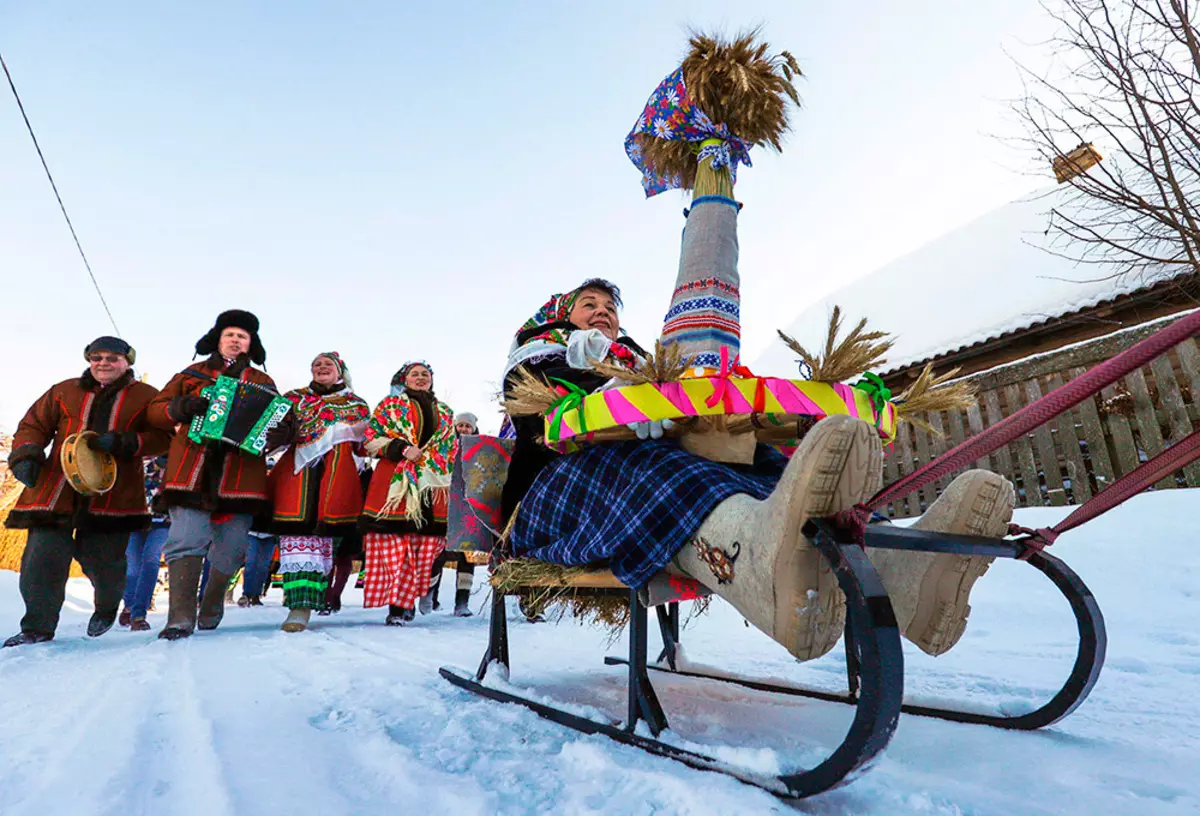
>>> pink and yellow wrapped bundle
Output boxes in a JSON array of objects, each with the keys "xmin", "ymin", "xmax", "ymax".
[{"xmin": 543, "ymin": 376, "xmax": 897, "ymax": 452}]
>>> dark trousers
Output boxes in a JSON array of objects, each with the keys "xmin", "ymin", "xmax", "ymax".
[
  {"xmin": 429, "ymin": 551, "xmax": 476, "ymax": 603},
  {"xmin": 19, "ymin": 526, "xmax": 128, "ymax": 636}
]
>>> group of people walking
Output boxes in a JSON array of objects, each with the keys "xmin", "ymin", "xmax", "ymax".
[{"xmin": 3, "ymin": 309, "xmax": 480, "ymax": 647}]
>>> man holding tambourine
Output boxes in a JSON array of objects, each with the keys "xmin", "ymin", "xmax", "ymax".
[
  {"xmin": 3, "ymin": 336, "xmax": 170, "ymax": 648},
  {"xmin": 146, "ymin": 309, "xmax": 290, "ymax": 641}
]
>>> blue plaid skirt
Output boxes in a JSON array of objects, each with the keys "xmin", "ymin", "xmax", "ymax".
[{"xmin": 509, "ymin": 440, "xmax": 787, "ymax": 589}]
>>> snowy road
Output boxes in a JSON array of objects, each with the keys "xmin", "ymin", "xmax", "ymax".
[{"xmin": 1, "ymin": 490, "xmax": 1198, "ymax": 815}]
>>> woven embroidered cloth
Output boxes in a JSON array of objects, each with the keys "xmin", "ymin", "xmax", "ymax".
[
  {"xmin": 624, "ymin": 67, "xmax": 752, "ymax": 198},
  {"xmin": 363, "ymin": 394, "xmax": 458, "ymax": 521}
]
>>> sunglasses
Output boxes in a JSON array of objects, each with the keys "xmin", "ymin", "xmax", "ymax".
[{"xmin": 88, "ymin": 354, "xmax": 125, "ymax": 364}]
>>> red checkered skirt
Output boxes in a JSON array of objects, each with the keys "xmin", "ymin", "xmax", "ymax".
[{"xmin": 362, "ymin": 532, "xmax": 446, "ymax": 609}]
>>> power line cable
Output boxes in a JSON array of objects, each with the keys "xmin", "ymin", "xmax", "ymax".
[{"xmin": 1, "ymin": 50, "xmax": 121, "ymax": 336}]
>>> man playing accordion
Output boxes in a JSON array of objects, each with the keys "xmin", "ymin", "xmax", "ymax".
[{"xmin": 146, "ymin": 309, "xmax": 286, "ymax": 640}]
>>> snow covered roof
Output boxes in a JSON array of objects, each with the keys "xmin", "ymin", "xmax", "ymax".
[{"xmin": 755, "ymin": 190, "xmax": 1194, "ymax": 376}]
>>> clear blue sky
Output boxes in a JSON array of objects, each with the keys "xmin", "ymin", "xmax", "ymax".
[{"xmin": 1, "ymin": 1, "xmax": 1051, "ymax": 431}]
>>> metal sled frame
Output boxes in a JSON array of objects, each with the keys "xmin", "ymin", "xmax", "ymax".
[
  {"xmin": 607, "ymin": 523, "xmax": 1107, "ymax": 731},
  {"xmin": 441, "ymin": 519, "xmax": 905, "ymax": 799}
]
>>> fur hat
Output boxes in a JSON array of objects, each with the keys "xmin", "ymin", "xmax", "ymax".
[
  {"xmin": 195, "ymin": 309, "xmax": 266, "ymax": 365},
  {"xmin": 84, "ymin": 336, "xmax": 136, "ymax": 365}
]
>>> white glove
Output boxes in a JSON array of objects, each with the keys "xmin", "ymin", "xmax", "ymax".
[
  {"xmin": 565, "ymin": 329, "xmax": 614, "ymax": 370},
  {"xmin": 627, "ymin": 418, "xmax": 676, "ymax": 440}
]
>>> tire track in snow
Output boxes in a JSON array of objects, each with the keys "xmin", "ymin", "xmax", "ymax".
[{"xmin": 96, "ymin": 643, "xmax": 236, "ymax": 816}]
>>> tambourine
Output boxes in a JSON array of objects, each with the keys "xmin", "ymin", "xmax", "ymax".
[{"xmin": 60, "ymin": 431, "xmax": 117, "ymax": 496}]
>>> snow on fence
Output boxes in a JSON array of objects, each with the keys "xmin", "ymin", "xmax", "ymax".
[{"xmin": 882, "ymin": 321, "xmax": 1200, "ymax": 518}]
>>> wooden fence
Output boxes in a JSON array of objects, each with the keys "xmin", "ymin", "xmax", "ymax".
[{"xmin": 882, "ymin": 318, "xmax": 1200, "ymax": 518}]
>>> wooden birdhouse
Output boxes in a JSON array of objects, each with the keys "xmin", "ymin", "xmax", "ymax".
[{"xmin": 1053, "ymin": 142, "xmax": 1103, "ymax": 183}]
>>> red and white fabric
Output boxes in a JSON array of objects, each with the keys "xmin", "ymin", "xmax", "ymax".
[{"xmin": 362, "ymin": 533, "xmax": 446, "ymax": 609}]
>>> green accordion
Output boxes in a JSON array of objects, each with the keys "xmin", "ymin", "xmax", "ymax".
[{"xmin": 187, "ymin": 375, "xmax": 292, "ymax": 456}]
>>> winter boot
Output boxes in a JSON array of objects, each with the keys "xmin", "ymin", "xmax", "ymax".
[
  {"xmin": 673, "ymin": 415, "xmax": 883, "ymax": 662},
  {"xmin": 118, "ymin": 608, "xmax": 132, "ymax": 627},
  {"xmin": 453, "ymin": 588, "xmax": 473, "ymax": 617},
  {"xmin": 87, "ymin": 609, "xmax": 119, "ymax": 638},
  {"xmin": 159, "ymin": 556, "xmax": 203, "ymax": 641},
  {"xmin": 130, "ymin": 618, "xmax": 152, "ymax": 632},
  {"xmin": 385, "ymin": 604, "xmax": 408, "ymax": 626},
  {"xmin": 868, "ymin": 470, "xmax": 1014, "ymax": 656},
  {"xmin": 237, "ymin": 595, "xmax": 252, "ymax": 608},
  {"xmin": 197, "ymin": 568, "xmax": 234, "ymax": 631},
  {"xmin": 2, "ymin": 631, "xmax": 54, "ymax": 648},
  {"xmin": 281, "ymin": 607, "xmax": 312, "ymax": 632},
  {"xmin": 418, "ymin": 590, "xmax": 435, "ymax": 615}
]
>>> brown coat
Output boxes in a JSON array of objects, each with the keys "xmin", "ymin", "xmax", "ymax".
[
  {"xmin": 146, "ymin": 355, "xmax": 278, "ymax": 515},
  {"xmin": 6, "ymin": 371, "xmax": 170, "ymax": 532}
]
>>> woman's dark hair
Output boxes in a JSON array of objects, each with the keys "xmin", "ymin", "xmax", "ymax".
[{"xmin": 572, "ymin": 278, "xmax": 623, "ymax": 309}]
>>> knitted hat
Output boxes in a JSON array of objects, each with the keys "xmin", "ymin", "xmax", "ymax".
[
  {"xmin": 195, "ymin": 309, "xmax": 266, "ymax": 365},
  {"xmin": 454, "ymin": 412, "xmax": 478, "ymax": 432},
  {"xmin": 84, "ymin": 336, "xmax": 135, "ymax": 365}
]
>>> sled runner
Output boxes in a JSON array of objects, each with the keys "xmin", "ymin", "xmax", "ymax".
[{"xmin": 441, "ymin": 517, "xmax": 906, "ymax": 800}]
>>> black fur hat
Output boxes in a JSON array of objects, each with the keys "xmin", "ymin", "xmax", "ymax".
[{"xmin": 195, "ymin": 309, "xmax": 266, "ymax": 365}]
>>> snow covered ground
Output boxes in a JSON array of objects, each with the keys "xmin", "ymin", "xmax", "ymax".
[{"xmin": 1, "ymin": 490, "xmax": 1197, "ymax": 816}]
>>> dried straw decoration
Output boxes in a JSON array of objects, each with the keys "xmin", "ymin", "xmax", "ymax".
[
  {"xmin": 635, "ymin": 31, "xmax": 802, "ymax": 191},
  {"xmin": 777, "ymin": 306, "xmax": 894, "ymax": 383},
  {"xmin": 501, "ymin": 367, "xmax": 561, "ymax": 418},
  {"xmin": 895, "ymin": 364, "xmax": 978, "ymax": 434},
  {"xmin": 590, "ymin": 340, "xmax": 690, "ymax": 385}
]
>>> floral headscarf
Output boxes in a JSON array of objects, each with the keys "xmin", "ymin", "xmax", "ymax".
[
  {"xmin": 364, "ymin": 386, "xmax": 457, "ymax": 523},
  {"xmin": 285, "ymin": 351, "xmax": 370, "ymax": 472},
  {"xmin": 504, "ymin": 287, "xmax": 641, "ymax": 378},
  {"xmin": 315, "ymin": 351, "xmax": 352, "ymax": 389},
  {"xmin": 390, "ymin": 360, "xmax": 435, "ymax": 397}
]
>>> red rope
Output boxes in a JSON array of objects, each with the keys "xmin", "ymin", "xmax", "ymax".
[{"xmin": 870, "ymin": 310, "xmax": 1200, "ymax": 512}]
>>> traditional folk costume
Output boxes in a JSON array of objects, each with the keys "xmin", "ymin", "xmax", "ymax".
[
  {"xmin": 146, "ymin": 310, "xmax": 282, "ymax": 640},
  {"xmin": 4, "ymin": 337, "xmax": 170, "ymax": 647},
  {"xmin": 268, "ymin": 353, "xmax": 369, "ymax": 630},
  {"xmin": 359, "ymin": 362, "xmax": 458, "ymax": 624}
]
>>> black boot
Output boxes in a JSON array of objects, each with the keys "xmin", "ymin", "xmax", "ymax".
[
  {"xmin": 197, "ymin": 568, "xmax": 234, "ymax": 631},
  {"xmin": 2, "ymin": 631, "xmax": 54, "ymax": 648},
  {"xmin": 87, "ymin": 609, "xmax": 119, "ymax": 638},
  {"xmin": 385, "ymin": 604, "xmax": 407, "ymax": 626},
  {"xmin": 159, "ymin": 556, "xmax": 203, "ymax": 641},
  {"xmin": 453, "ymin": 588, "xmax": 473, "ymax": 617}
]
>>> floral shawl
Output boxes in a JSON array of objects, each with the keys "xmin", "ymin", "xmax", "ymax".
[
  {"xmin": 504, "ymin": 291, "xmax": 642, "ymax": 379},
  {"xmin": 363, "ymin": 392, "xmax": 458, "ymax": 523},
  {"xmin": 285, "ymin": 384, "xmax": 371, "ymax": 473}
]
